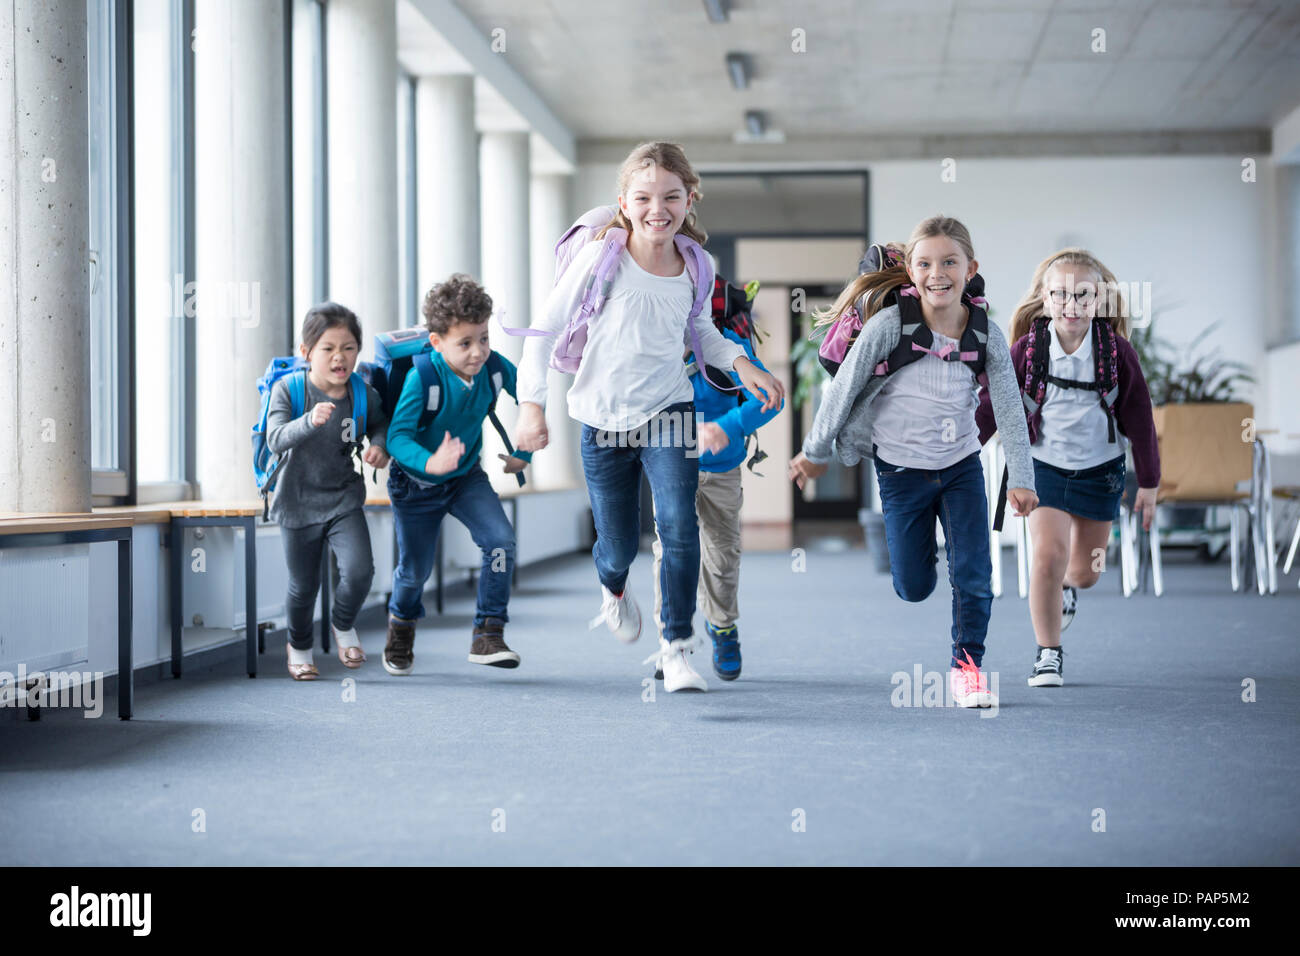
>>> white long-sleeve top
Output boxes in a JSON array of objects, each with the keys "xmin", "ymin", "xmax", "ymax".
[{"xmin": 517, "ymin": 239, "xmax": 746, "ymax": 432}]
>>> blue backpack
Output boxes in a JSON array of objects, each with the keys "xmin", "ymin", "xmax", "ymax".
[
  {"xmin": 371, "ymin": 327, "xmax": 525, "ymax": 486},
  {"xmin": 251, "ymin": 357, "xmax": 368, "ymax": 517}
]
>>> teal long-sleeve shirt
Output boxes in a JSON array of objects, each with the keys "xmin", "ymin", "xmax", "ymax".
[{"xmin": 386, "ymin": 349, "xmax": 532, "ymax": 485}]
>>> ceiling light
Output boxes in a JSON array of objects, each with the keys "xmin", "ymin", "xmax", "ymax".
[
  {"xmin": 726, "ymin": 52, "xmax": 749, "ymax": 90},
  {"xmin": 703, "ymin": 0, "xmax": 728, "ymax": 24}
]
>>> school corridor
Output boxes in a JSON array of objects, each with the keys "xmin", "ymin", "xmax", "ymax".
[{"xmin": 3, "ymin": 0, "xmax": 1300, "ymax": 872}]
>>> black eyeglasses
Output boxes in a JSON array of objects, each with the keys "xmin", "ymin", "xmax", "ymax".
[{"xmin": 1047, "ymin": 289, "xmax": 1095, "ymax": 304}]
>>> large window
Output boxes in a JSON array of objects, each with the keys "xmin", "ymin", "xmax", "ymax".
[
  {"xmin": 133, "ymin": 0, "xmax": 184, "ymax": 486},
  {"xmin": 87, "ymin": 0, "xmax": 130, "ymax": 496},
  {"xmin": 291, "ymin": 0, "xmax": 327, "ymax": 346},
  {"xmin": 397, "ymin": 73, "xmax": 418, "ymax": 329}
]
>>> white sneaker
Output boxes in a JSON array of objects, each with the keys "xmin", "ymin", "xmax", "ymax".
[
  {"xmin": 588, "ymin": 586, "xmax": 642, "ymax": 643},
  {"xmin": 643, "ymin": 637, "xmax": 707, "ymax": 693}
]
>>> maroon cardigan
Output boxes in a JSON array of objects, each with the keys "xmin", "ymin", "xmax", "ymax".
[{"xmin": 976, "ymin": 332, "xmax": 1161, "ymax": 489}]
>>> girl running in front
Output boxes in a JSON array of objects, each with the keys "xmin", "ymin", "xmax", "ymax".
[
  {"xmin": 513, "ymin": 141, "xmax": 784, "ymax": 692},
  {"xmin": 265, "ymin": 302, "xmax": 390, "ymax": 680},
  {"xmin": 976, "ymin": 249, "xmax": 1159, "ymax": 687},
  {"xmin": 788, "ymin": 216, "xmax": 1037, "ymax": 708}
]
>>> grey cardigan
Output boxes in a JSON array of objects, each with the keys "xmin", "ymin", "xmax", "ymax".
[{"xmin": 802, "ymin": 302, "xmax": 1036, "ymax": 493}]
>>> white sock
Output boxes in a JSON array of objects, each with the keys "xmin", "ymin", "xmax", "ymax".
[
  {"xmin": 287, "ymin": 644, "xmax": 313, "ymax": 667},
  {"xmin": 333, "ymin": 627, "xmax": 360, "ymax": 649}
]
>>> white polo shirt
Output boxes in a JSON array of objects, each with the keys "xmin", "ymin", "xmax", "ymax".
[{"xmin": 1033, "ymin": 320, "xmax": 1125, "ymax": 471}]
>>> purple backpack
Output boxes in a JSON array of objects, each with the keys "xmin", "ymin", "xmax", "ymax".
[{"xmin": 505, "ymin": 205, "xmax": 724, "ymax": 382}]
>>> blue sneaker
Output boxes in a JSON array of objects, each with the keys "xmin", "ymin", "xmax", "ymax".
[{"xmin": 707, "ymin": 622, "xmax": 741, "ymax": 681}]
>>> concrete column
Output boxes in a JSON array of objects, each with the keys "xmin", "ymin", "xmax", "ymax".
[
  {"xmin": 0, "ymin": 0, "xmax": 91, "ymax": 513},
  {"xmin": 415, "ymin": 74, "xmax": 478, "ymax": 293},
  {"xmin": 194, "ymin": 0, "xmax": 289, "ymax": 500},
  {"xmin": 327, "ymin": 0, "xmax": 398, "ymax": 349},
  {"xmin": 480, "ymin": 131, "xmax": 530, "ymax": 492},
  {"xmin": 528, "ymin": 172, "xmax": 580, "ymax": 490}
]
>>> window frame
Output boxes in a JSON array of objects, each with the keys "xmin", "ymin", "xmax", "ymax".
[{"xmin": 89, "ymin": 0, "xmax": 136, "ymax": 505}]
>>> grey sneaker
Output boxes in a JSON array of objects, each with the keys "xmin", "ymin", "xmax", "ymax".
[
  {"xmin": 468, "ymin": 618, "xmax": 520, "ymax": 668},
  {"xmin": 383, "ymin": 616, "xmax": 416, "ymax": 676}
]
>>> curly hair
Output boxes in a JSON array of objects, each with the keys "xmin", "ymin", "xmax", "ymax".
[{"xmin": 422, "ymin": 273, "xmax": 493, "ymax": 335}]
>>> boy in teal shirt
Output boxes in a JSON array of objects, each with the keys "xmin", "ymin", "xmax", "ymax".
[{"xmin": 385, "ymin": 274, "xmax": 531, "ymax": 676}]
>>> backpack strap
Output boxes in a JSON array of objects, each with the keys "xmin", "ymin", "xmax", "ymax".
[
  {"xmin": 874, "ymin": 294, "xmax": 985, "ymax": 379},
  {"xmin": 412, "ymin": 350, "xmax": 442, "ymax": 432},
  {"xmin": 288, "ymin": 369, "xmax": 307, "ymax": 419},
  {"xmin": 349, "ymin": 373, "xmax": 367, "ymax": 440},
  {"xmin": 677, "ymin": 235, "xmax": 741, "ymax": 395},
  {"xmin": 959, "ymin": 304, "xmax": 989, "ymax": 382},
  {"xmin": 1095, "ymin": 319, "xmax": 1120, "ymax": 442},
  {"xmin": 1021, "ymin": 317, "xmax": 1052, "ymax": 417},
  {"xmin": 1025, "ymin": 317, "xmax": 1121, "ymax": 443},
  {"xmin": 484, "ymin": 353, "xmax": 526, "ymax": 487},
  {"xmin": 992, "ymin": 464, "xmax": 1011, "ymax": 533}
]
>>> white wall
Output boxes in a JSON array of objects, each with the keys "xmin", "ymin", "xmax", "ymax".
[
  {"xmin": 574, "ymin": 151, "xmax": 1295, "ymax": 474},
  {"xmin": 870, "ymin": 155, "xmax": 1271, "ymax": 365}
]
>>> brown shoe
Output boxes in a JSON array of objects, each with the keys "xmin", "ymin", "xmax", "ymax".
[
  {"xmin": 383, "ymin": 616, "xmax": 416, "ymax": 676},
  {"xmin": 468, "ymin": 618, "xmax": 520, "ymax": 668}
]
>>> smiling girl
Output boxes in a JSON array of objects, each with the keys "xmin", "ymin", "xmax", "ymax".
[
  {"xmin": 514, "ymin": 142, "xmax": 783, "ymax": 692},
  {"xmin": 977, "ymin": 249, "xmax": 1159, "ymax": 687},
  {"xmin": 789, "ymin": 216, "xmax": 1036, "ymax": 708},
  {"xmin": 265, "ymin": 302, "xmax": 390, "ymax": 680}
]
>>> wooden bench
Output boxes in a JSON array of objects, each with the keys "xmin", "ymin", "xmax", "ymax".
[
  {"xmin": 97, "ymin": 501, "xmax": 265, "ymax": 680},
  {"xmin": 2, "ymin": 483, "xmax": 521, "ymax": 706}
]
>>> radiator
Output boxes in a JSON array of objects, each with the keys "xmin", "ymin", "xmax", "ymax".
[{"xmin": 0, "ymin": 544, "xmax": 90, "ymax": 672}]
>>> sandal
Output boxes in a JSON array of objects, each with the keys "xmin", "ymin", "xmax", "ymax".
[
  {"xmin": 338, "ymin": 645, "xmax": 365, "ymax": 668},
  {"xmin": 288, "ymin": 660, "xmax": 319, "ymax": 681},
  {"xmin": 287, "ymin": 643, "xmax": 319, "ymax": 681},
  {"xmin": 333, "ymin": 627, "xmax": 366, "ymax": 669}
]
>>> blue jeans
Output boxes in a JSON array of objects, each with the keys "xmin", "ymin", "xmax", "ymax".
[
  {"xmin": 387, "ymin": 464, "xmax": 515, "ymax": 626},
  {"xmin": 873, "ymin": 449, "xmax": 993, "ymax": 668},
  {"xmin": 581, "ymin": 403, "xmax": 700, "ymax": 642}
]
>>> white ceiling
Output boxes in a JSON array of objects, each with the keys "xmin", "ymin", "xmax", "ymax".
[{"xmin": 406, "ymin": 0, "xmax": 1300, "ymax": 152}]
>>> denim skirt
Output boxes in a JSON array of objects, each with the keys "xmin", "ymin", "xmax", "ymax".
[{"xmin": 1032, "ymin": 455, "xmax": 1125, "ymax": 522}]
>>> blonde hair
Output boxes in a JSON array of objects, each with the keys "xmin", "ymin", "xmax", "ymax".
[
  {"xmin": 1008, "ymin": 248, "xmax": 1129, "ymax": 344},
  {"xmin": 813, "ymin": 215, "xmax": 976, "ymax": 328},
  {"xmin": 595, "ymin": 141, "xmax": 707, "ymax": 245}
]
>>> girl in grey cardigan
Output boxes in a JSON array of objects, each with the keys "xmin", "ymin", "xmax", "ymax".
[
  {"xmin": 266, "ymin": 303, "xmax": 389, "ymax": 680},
  {"xmin": 788, "ymin": 216, "xmax": 1037, "ymax": 709}
]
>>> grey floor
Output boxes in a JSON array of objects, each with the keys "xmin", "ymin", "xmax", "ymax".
[{"xmin": 2, "ymin": 542, "xmax": 1298, "ymax": 866}]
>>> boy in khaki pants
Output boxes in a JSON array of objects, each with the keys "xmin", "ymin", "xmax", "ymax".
[{"xmin": 651, "ymin": 280, "xmax": 783, "ymax": 680}]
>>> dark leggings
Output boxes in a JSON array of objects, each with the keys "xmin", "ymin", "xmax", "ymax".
[{"xmin": 280, "ymin": 510, "xmax": 374, "ymax": 651}]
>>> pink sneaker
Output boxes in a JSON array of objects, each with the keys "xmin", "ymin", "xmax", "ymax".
[{"xmin": 950, "ymin": 652, "xmax": 997, "ymax": 708}]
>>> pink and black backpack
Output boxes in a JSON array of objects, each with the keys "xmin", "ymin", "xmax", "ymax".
[{"xmin": 817, "ymin": 242, "xmax": 992, "ymax": 388}]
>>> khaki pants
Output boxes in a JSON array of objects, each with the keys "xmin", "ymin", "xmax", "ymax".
[{"xmin": 652, "ymin": 466, "xmax": 743, "ymax": 635}]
